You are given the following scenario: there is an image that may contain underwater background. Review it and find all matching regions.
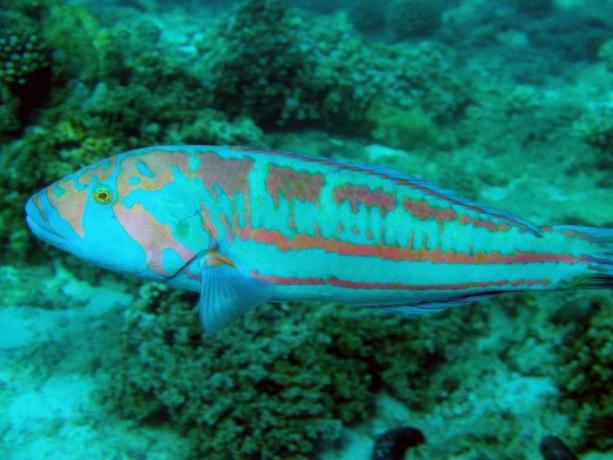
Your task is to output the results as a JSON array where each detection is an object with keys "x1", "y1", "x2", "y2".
[{"x1": 0, "y1": 0, "x2": 611, "y2": 458}]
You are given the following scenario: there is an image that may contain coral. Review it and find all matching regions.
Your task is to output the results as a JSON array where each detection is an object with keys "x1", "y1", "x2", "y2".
[
  {"x1": 573, "y1": 105, "x2": 613, "y2": 154},
  {"x1": 104, "y1": 284, "x2": 446, "y2": 459},
  {"x1": 196, "y1": 0, "x2": 468, "y2": 131},
  {"x1": 0, "y1": 88, "x2": 21, "y2": 135},
  {"x1": 38, "y1": 3, "x2": 112, "y2": 83},
  {"x1": 0, "y1": 10, "x2": 49, "y2": 86},
  {"x1": 197, "y1": 0, "x2": 331, "y2": 127},
  {"x1": 177, "y1": 108, "x2": 264, "y2": 145},
  {"x1": 366, "y1": 102, "x2": 445, "y2": 151},
  {"x1": 387, "y1": 0, "x2": 443, "y2": 40},
  {"x1": 556, "y1": 295, "x2": 612, "y2": 451}
]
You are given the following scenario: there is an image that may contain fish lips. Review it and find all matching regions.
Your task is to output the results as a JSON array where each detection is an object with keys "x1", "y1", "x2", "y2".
[{"x1": 25, "y1": 194, "x2": 70, "y2": 250}]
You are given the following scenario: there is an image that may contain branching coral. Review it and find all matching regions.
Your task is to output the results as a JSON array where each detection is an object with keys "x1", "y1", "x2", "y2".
[
  {"x1": 0, "y1": 10, "x2": 49, "y2": 86},
  {"x1": 198, "y1": 0, "x2": 336, "y2": 128},
  {"x1": 196, "y1": 0, "x2": 468, "y2": 132},
  {"x1": 557, "y1": 295, "x2": 613, "y2": 451},
  {"x1": 574, "y1": 105, "x2": 613, "y2": 154},
  {"x1": 105, "y1": 284, "x2": 446, "y2": 459}
]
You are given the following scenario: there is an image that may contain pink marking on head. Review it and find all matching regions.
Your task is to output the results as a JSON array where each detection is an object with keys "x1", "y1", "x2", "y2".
[
  {"x1": 33, "y1": 195, "x2": 47, "y2": 220},
  {"x1": 113, "y1": 202, "x2": 194, "y2": 276},
  {"x1": 76, "y1": 157, "x2": 117, "y2": 187},
  {"x1": 46, "y1": 178, "x2": 87, "y2": 237},
  {"x1": 116, "y1": 151, "x2": 191, "y2": 199},
  {"x1": 333, "y1": 185, "x2": 396, "y2": 216},
  {"x1": 266, "y1": 165, "x2": 324, "y2": 207}
]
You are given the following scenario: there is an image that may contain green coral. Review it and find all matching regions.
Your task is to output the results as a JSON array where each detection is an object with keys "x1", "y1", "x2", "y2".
[
  {"x1": 366, "y1": 102, "x2": 447, "y2": 151},
  {"x1": 105, "y1": 284, "x2": 446, "y2": 459},
  {"x1": 198, "y1": 0, "x2": 343, "y2": 128},
  {"x1": 574, "y1": 105, "x2": 613, "y2": 154},
  {"x1": 195, "y1": 0, "x2": 468, "y2": 132},
  {"x1": 178, "y1": 109, "x2": 264, "y2": 145},
  {"x1": 0, "y1": 10, "x2": 49, "y2": 86},
  {"x1": 557, "y1": 296, "x2": 613, "y2": 451},
  {"x1": 38, "y1": 3, "x2": 112, "y2": 83},
  {"x1": 0, "y1": 87, "x2": 21, "y2": 135}
]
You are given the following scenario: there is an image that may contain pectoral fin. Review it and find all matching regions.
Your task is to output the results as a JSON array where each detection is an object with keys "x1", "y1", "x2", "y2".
[{"x1": 199, "y1": 251, "x2": 273, "y2": 334}]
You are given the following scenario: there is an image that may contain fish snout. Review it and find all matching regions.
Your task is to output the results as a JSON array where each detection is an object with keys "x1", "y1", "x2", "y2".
[{"x1": 24, "y1": 192, "x2": 67, "y2": 248}]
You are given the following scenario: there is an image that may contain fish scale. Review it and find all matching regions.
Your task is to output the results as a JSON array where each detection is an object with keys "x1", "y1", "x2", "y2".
[{"x1": 25, "y1": 145, "x2": 613, "y2": 333}]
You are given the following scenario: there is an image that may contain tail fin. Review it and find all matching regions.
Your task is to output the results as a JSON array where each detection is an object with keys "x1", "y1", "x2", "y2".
[{"x1": 554, "y1": 225, "x2": 613, "y2": 289}]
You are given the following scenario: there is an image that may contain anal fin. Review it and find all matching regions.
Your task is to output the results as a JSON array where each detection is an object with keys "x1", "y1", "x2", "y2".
[{"x1": 375, "y1": 291, "x2": 508, "y2": 315}]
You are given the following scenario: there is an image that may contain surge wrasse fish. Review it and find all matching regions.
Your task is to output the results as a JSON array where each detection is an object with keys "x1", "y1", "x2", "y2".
[{"x1": 25, "y1": 146, "x2": 613, "y2": 333}]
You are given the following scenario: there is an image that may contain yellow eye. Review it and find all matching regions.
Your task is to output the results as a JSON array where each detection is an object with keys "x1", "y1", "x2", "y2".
[{"x1": 93, "y1": 187, "x2": 114, "y2": 205}]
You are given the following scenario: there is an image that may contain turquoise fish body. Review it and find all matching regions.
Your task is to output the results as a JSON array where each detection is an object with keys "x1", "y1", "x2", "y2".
[{"x1": 25, "y1": 146, "x2": 613, "y2": 332}]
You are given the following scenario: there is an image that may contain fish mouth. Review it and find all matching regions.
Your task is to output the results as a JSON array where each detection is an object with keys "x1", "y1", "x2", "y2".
[{"x1": 25, "y1": 195, "x2": 68, "y2": 249}]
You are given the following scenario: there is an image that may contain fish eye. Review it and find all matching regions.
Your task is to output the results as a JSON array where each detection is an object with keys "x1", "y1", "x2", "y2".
[{"x1": 93, "y1": 186, "x2": 114, "y2": 205}]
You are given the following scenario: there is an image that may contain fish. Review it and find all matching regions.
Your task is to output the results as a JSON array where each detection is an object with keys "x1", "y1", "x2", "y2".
[{"x1": 24, "y1": 145, "x2": 613, "y2": 333}]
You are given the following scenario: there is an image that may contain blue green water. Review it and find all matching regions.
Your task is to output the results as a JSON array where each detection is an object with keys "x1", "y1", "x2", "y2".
[{"x1": 0, "y1": 0, "x2": 611, "y2": 459}]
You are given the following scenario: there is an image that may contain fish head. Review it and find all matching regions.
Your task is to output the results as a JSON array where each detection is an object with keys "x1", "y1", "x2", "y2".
[{"x1": 25, "y1": 155, "x2": 149, "y2": 276}]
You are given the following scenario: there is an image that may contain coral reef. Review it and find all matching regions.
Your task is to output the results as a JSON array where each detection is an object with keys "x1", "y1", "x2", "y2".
[
  {"x1": 196, "y1": 0, "x2": 372, "y2": 129},
  {"x1": 0, "y1": 88, "x2": 21, "y2": 135},
  {"x1": 557, "y1": 295, "x2": 613, "y2": 452},
  {"x1": 574, "y1": 105, "x2": 613, "y2": 154},
  {"x1": 106, "y1": 283, "x2": 449, "y2": 459},
  {"x1": 0, "y1": 10, "x2": 49, "y2": 86}
]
